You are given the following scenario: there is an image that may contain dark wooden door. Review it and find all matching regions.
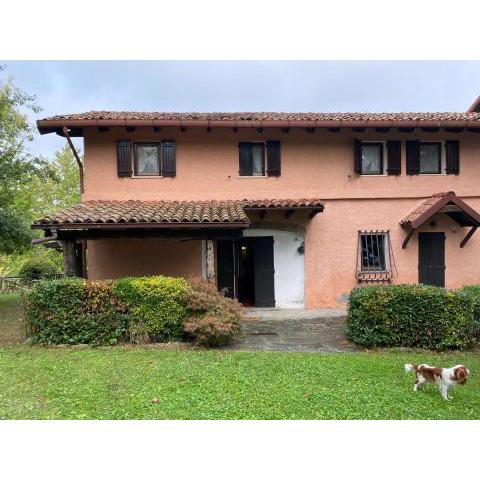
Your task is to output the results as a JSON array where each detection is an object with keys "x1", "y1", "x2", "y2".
[
  {"x1": 418, "y1": 232, "x2": 445, "y2": 287},
  {"x1": 252, "y1": 237, "x2": 275, "y2": 307},
  {"x1": 216, "y1": 240, "x2": 236, "y2": 298}
]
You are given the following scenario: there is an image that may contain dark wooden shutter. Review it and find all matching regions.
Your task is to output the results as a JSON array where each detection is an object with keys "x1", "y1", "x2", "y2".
[
  {"x1": 116, "y1": 140, "x2": 132, "y2": 177},
  {"x1": 266, "y1": 140, "x2": 281, "y2": 176},
  {"x1": 387, "y1": 140, "x2": 401, "y2": 175},
  {"x1": 406, "y1": 140, "x2": 420, "y2": 175},
  {"x1": 354, "y1": 139, "x2": 362, "y2": 174},
  {"x1": 446, "y1": 140, "x2": 460, "y2": 175},
  {"x1": 239, "y1": 142, "x2": 252, "y2": 176},
  {"x1": 162, "y1": 140, "x2": 176, "y2": 177}
]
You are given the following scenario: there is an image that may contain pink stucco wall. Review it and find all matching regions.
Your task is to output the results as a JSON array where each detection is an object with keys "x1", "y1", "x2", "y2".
[
  {"x1": 305, "y1": 198, "x2": 480, "y2": 307},
  {"x1": 87, "y1": 238, "x2": 202, "y2": 280},
  {"x1": 81, "y1": 127, "x2": 480, "y2": 307}
]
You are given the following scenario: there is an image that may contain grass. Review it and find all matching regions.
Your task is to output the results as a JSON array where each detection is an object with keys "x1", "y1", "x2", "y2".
[
  {"x1": 0, "y1": 293, "x2": 26, "y2": 345},
  {"x1": 0, "y1": 346, "x2": 479, "y2": 419}
]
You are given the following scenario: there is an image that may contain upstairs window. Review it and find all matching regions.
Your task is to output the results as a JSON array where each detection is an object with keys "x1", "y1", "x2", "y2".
[
  {"x1": 239, "y1": 142, "x2": 265, "y2": 176},
  {"x1": 360, "y1": 142, "x2": 384, "y2": 175},
  {"x1": 356, "y1": 230, "x2": 397, "y2": 283},
  {"x1": 238, "y1": 141, "x2": 281, "y2": 177},
  {"x1": 135, "y1": 143, "x2": 161, "y2": 176},
  {"x1": 118, "y1": 140, "x2": 176, "y2": 178},
  {"x1": 419, "y1": 142, "x2": 441, "y2": 174}
]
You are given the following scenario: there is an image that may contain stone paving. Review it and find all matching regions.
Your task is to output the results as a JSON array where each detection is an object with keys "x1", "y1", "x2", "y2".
[{"x1": 224, "y1": 308, "x2": 359, "y2": 353}]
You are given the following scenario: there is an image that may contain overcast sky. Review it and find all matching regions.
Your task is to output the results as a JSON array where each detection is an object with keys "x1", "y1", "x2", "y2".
[{"x1": 2, "y1": 61, "x2": 480, "y2": 157}]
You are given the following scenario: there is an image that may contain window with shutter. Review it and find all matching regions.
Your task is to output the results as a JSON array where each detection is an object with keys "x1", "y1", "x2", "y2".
[
  {"x1": 129, "y1": 141, "x2": 176, "y2": 177},
  {"x1": 446, "y1": 140, "x2": 460, "y2": 175}
]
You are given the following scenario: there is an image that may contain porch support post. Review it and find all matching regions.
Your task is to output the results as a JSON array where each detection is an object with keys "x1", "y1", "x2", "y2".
[
  {"x1": 63, "y1": 240, "x2": 77, "y2": 276},
  {"x1": 206, "y1": 239, "x2": 216, "y2": 284}
]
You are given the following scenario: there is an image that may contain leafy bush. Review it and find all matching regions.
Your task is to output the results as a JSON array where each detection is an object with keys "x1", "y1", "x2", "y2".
[
  {"x1": 27, "y1": 278, "x2": 127, "y2": 345},
  {"x1": 115, "y1": 276, "x2": 188, "y2": 342},
  {"x1": 19, "y1": 256, "x2": 57, "y2": 280},
  {"x1": 184, "y1": 277, "x2": 242, "y2": 346},
  {"x1": 26, "y1": 275, "x2": 241, "y2": 347},
  {"x1": 458, "y1": 285, "x2": 480, "y2": 334},
  {"x1": 346, "y1": 284, "x2": 476, "y2": 350}
]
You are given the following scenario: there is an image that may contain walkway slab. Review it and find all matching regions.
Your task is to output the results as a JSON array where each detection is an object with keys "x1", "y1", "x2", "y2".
[{"x1": 225, "y1": 308, "x2": 359, "y2": 353}]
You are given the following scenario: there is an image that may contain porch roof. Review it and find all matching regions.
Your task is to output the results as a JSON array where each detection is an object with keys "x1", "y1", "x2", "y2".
[
  {"x1": 400, "y1": 192, "x2": 480, "y2": 230},
  {"x1": 32, "y1": 198, "x2": 324, "y2": 230},
  {"x1": 400, "y1": 192, "x2": 480, "y2": 248}
]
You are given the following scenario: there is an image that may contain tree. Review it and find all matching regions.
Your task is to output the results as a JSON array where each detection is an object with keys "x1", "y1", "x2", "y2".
[
  {"x1": 16, "y1": 144, "x2": 81, "y2": 221},
  {"x1": 0, "y1": 65, "x2": 49, "y2": 254}
]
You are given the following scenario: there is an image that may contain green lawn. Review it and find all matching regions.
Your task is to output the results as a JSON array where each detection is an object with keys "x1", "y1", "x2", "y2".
[{"x1": 0, "y1": 346, "x2": 479, "y2": 419}]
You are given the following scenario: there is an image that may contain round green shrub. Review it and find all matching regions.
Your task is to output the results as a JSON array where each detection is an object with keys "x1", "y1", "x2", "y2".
[
  {"x1": 19, "y1": 257, "x2": 57, "y2": 280},
  {"x1": 346, "y1": 284, "x2": 476, "y2": 350},
  {"x1": 115, "y1": 276, "x2": 188, "y2": 342}
]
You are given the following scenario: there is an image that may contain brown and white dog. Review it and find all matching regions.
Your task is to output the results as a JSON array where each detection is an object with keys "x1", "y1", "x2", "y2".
[{"x1": 404, "y1": 363, "x2": 469, "y2": 400}]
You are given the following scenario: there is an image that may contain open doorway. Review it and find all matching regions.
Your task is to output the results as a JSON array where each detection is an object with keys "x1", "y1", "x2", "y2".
[{"x1": 217, "y1": 236, "x2": 275, "y2": 308}]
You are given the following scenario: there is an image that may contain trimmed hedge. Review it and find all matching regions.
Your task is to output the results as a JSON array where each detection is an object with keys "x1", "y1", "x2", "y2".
[
  {"x1": 458, "y1": 285, "x2": 480, "y2": 334},
  {"x1": 27, "y1": 278, "x2": 127, "y2": 345},
  {"x1": 346, "y1": 284, "x2": 477, "y2": 350},
  {"x1": 26, "y1": 275, "x2": 242, "y2": 346},
  {"x1": 115, "y1": 276, "x2": 188, "y2": 342}
]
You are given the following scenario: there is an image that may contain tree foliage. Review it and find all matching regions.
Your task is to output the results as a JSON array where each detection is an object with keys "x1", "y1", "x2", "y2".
[
  {"x1": 16, "y1": 144, "x2": 81, "y2": 220},
  {"x1": 0, "y1": 65, "x2": 80, "y2": 267},
  {"x1": 0, "y1": 65, "x2": 49, "y2": 254}
]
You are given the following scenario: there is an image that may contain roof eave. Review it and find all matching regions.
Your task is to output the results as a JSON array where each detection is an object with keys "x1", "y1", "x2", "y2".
[
  {"x1": 36, "y1": 118, "x2": 480, "y2": 135},
  {"x1": 32, "y1": 222, "x2": 250, "y2": 230}
]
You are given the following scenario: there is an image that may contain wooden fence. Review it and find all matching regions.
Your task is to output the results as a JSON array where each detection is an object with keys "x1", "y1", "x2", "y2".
[{"x1": 0, "y1": 274, "x2": 65, "y2": 293}]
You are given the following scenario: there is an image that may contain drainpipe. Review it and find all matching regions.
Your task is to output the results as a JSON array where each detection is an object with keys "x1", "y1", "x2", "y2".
[
  {"x1": 31, "y1": 229, "x2": 58, "y2": 246},
  {"x1": 62, "y1": 126, "x2": 84, "y2": 193}
]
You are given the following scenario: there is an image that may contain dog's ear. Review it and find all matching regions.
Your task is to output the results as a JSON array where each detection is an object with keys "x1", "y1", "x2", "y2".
[{"x1": 454, "y1": 367, "x2": 468, "y2": 383}]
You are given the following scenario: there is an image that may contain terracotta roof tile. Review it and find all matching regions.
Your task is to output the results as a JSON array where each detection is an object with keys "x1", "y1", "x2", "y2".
[
  {"x1": 40, "y1": 111, "x2": 480, "y2": 123},
  {"x1": 401, "y1": 192, "x2": 480, "y2": 229},
  {"x1": 33, "y1": 199, "x2": 324, "y2": 227},
  {"x1": 243, "y1": 198, "x2": 324, "y2": 209}
]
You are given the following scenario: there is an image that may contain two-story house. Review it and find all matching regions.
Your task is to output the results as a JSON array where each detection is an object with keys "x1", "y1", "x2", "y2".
[{"x1": 33, "y1": 97, "x2": 480, "y2": 308}]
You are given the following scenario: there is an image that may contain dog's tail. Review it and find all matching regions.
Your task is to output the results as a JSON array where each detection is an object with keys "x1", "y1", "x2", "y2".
[{"x1": 404, "y1": 363, "x2": 418, "y2": 374}]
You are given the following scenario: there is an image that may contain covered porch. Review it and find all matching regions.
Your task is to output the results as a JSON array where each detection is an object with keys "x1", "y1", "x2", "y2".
[{"x1": 32, "y1": 198, "x2": 324, "y2": 308}]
